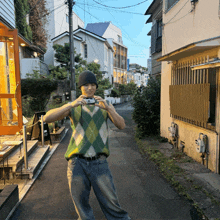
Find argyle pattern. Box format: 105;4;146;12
65;104;110;160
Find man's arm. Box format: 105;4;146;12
94;96;125;130
43;95;87;123
106;106;125;130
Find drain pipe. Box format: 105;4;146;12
216;132;219;174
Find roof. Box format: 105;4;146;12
51;28;114;52
145;0;161;15
85;22;111;37
51;31;82;42
157;36;220;62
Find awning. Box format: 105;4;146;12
191;59;220;70
157;36;220;62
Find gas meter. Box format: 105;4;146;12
195;133;207;153
168;122;177;138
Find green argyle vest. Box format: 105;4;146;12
65;104;110;160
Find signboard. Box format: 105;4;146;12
30;112;52;145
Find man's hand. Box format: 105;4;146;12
94;96;125;129
70;95;87;108
94;96;114;111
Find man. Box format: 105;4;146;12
43;71;131;220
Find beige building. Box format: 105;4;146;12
158;0;220;173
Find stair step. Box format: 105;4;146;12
16;145;50;179
0;140;38;172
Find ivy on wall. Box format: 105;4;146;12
14;0;32;41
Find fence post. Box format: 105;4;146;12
41;115;44;147
23;125;28;170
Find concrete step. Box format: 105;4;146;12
16;145;50;179
0;140;38;172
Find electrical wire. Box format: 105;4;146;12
75;2;144;15
75;4;147;48
92;0;148;9
164;0;190;25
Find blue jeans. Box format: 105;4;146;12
67;155;131;220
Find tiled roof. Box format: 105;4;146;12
85;22;111;37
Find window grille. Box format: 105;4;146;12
170;56;217;131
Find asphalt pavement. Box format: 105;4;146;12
9;102;204;220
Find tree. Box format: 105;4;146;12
53;43;86;71
53;44;112;98
132;76;161;138
28;0;48;50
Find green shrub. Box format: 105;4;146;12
132;76;161;138
21;78;58;116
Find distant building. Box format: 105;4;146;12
86;22;128;85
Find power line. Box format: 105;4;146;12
75;4;147;47
164;0;190;25
75;2;144;15
92;0;148;9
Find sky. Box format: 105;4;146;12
72;0;153;68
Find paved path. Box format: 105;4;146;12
10;102;195;220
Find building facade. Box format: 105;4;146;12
145;0;162;80
159;0;220;173
86;22;128;86
51;28;114;84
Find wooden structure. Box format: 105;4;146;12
0;23;23;135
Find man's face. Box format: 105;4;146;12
81;83;97;97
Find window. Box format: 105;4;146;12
157;19;162;38
118;35;122;43
165;0;180;12
66;15;69;23
84;44;87;58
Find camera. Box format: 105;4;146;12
84;98;96;105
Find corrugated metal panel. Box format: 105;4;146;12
0;0;15;28
169;84;210;123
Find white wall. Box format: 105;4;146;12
76;31;105;69
20;58;40;79
102;23;122;44
53;35;81;66
44;0;84;66
0;0;15;28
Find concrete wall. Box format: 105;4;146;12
0;0;15;28
20;58;40;79
161;0;220;172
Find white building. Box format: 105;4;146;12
86;22;128;85
51;28;114;84
44;0;84;66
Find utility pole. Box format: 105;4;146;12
67;0;76;101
